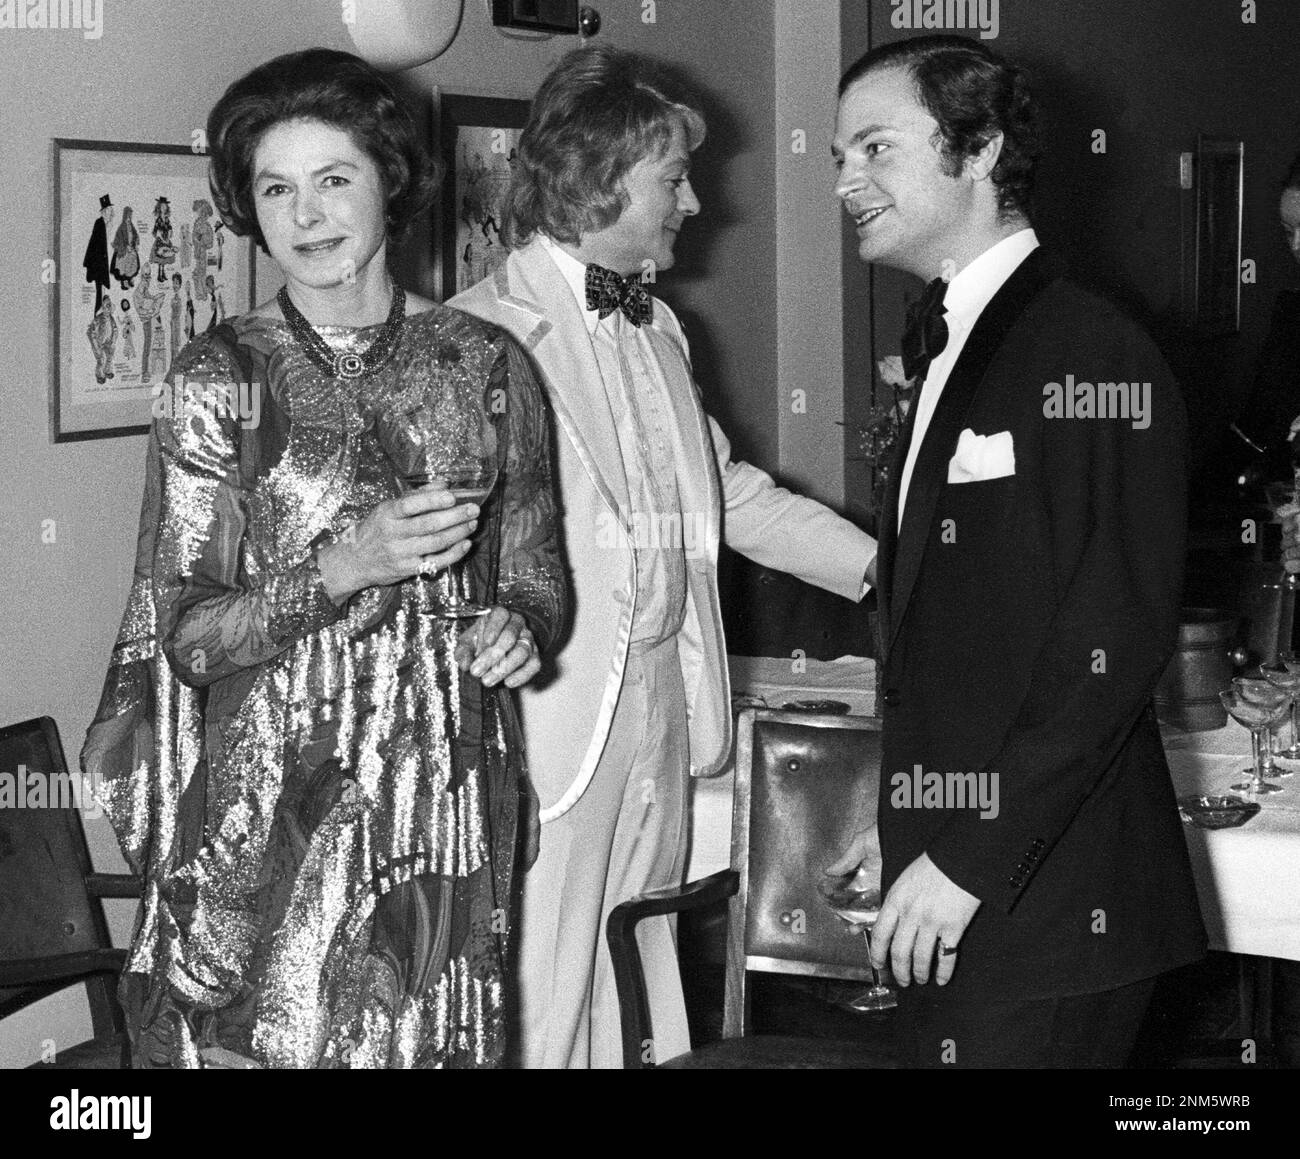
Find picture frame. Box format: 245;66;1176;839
1194;135;1244;337
432;90;532;303
51;138;258;442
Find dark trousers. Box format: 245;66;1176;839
893;975;1157;1068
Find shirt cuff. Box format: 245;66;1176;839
859;551;878;600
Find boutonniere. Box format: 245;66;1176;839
852;355;917;519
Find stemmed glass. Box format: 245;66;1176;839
376;387;499;619
1262;656;1300;772
1233;675;1290;787
818;868;897;1012
1219;689;1286;795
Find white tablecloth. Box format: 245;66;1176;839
1162;720;1300;962
687;666;1300;962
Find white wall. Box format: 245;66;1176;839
775;0;845;506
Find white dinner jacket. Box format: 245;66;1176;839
450;240;875;821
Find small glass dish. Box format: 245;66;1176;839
730;694;769;714
1177;794;1262;829
780;699;852;715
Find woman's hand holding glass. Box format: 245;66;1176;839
316;485;479;604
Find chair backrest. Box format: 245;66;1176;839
0;717;117;1022
723;709;882;1035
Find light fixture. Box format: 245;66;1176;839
334;0;467;70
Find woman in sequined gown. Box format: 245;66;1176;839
80;49;566;1069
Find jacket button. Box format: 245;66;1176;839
612;589;628;604
883;688;901;707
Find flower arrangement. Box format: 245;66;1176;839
856;354;917;521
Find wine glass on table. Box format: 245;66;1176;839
1262;656;1300;772
818;867;897;1012
1233;674;1290;787
376;389;499;619
1219;689;1286;795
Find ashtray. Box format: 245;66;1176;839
1177;794;1261;829
780;699;851;715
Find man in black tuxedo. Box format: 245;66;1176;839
828;35;1205;1068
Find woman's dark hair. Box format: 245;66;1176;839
206;48;438;252
839;35;1040;219
502;44;705;248
1283;150;1300;193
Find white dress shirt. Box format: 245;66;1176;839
539;234;689;645
897;228;1039;529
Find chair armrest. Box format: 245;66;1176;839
0;948;129;989
85;873;143;899
606;869;739;1069
611;869;739;922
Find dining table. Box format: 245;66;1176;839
1162;719;1300;963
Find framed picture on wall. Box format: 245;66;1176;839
432;91;532;303
1194;136;1244;337
51;138;258;442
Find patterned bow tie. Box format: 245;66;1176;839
585;263;653;327
901;275;950;382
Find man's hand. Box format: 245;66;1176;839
871;852;980;987
1279;499;1300;575
455;607;541;688
824;824;882;880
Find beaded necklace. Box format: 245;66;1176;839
277;283;406;380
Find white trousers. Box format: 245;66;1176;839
515;635;692;1068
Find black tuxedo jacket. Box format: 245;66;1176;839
876;248;1206;1001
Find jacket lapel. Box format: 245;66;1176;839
496;242;633;519
875;383;919;650
885;248;1056;656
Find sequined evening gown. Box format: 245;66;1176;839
81;305;566;1068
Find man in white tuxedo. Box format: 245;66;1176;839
451;45;878;1068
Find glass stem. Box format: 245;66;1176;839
862;928;885;989
1252;727;1267;790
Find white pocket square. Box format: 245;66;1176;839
947;428;1016;484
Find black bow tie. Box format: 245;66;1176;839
585;263;653;327
901;276;950;382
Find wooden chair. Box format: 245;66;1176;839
607;709;897;1069
0;716;141;1068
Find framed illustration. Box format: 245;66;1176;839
52;138;257;442
1194;136;1244;337
432;91;532;302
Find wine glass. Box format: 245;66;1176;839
376;386;499;619
1262;657;1300;772
1219;689;1286;795
818;868;897;1012
1233;675;1290;785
